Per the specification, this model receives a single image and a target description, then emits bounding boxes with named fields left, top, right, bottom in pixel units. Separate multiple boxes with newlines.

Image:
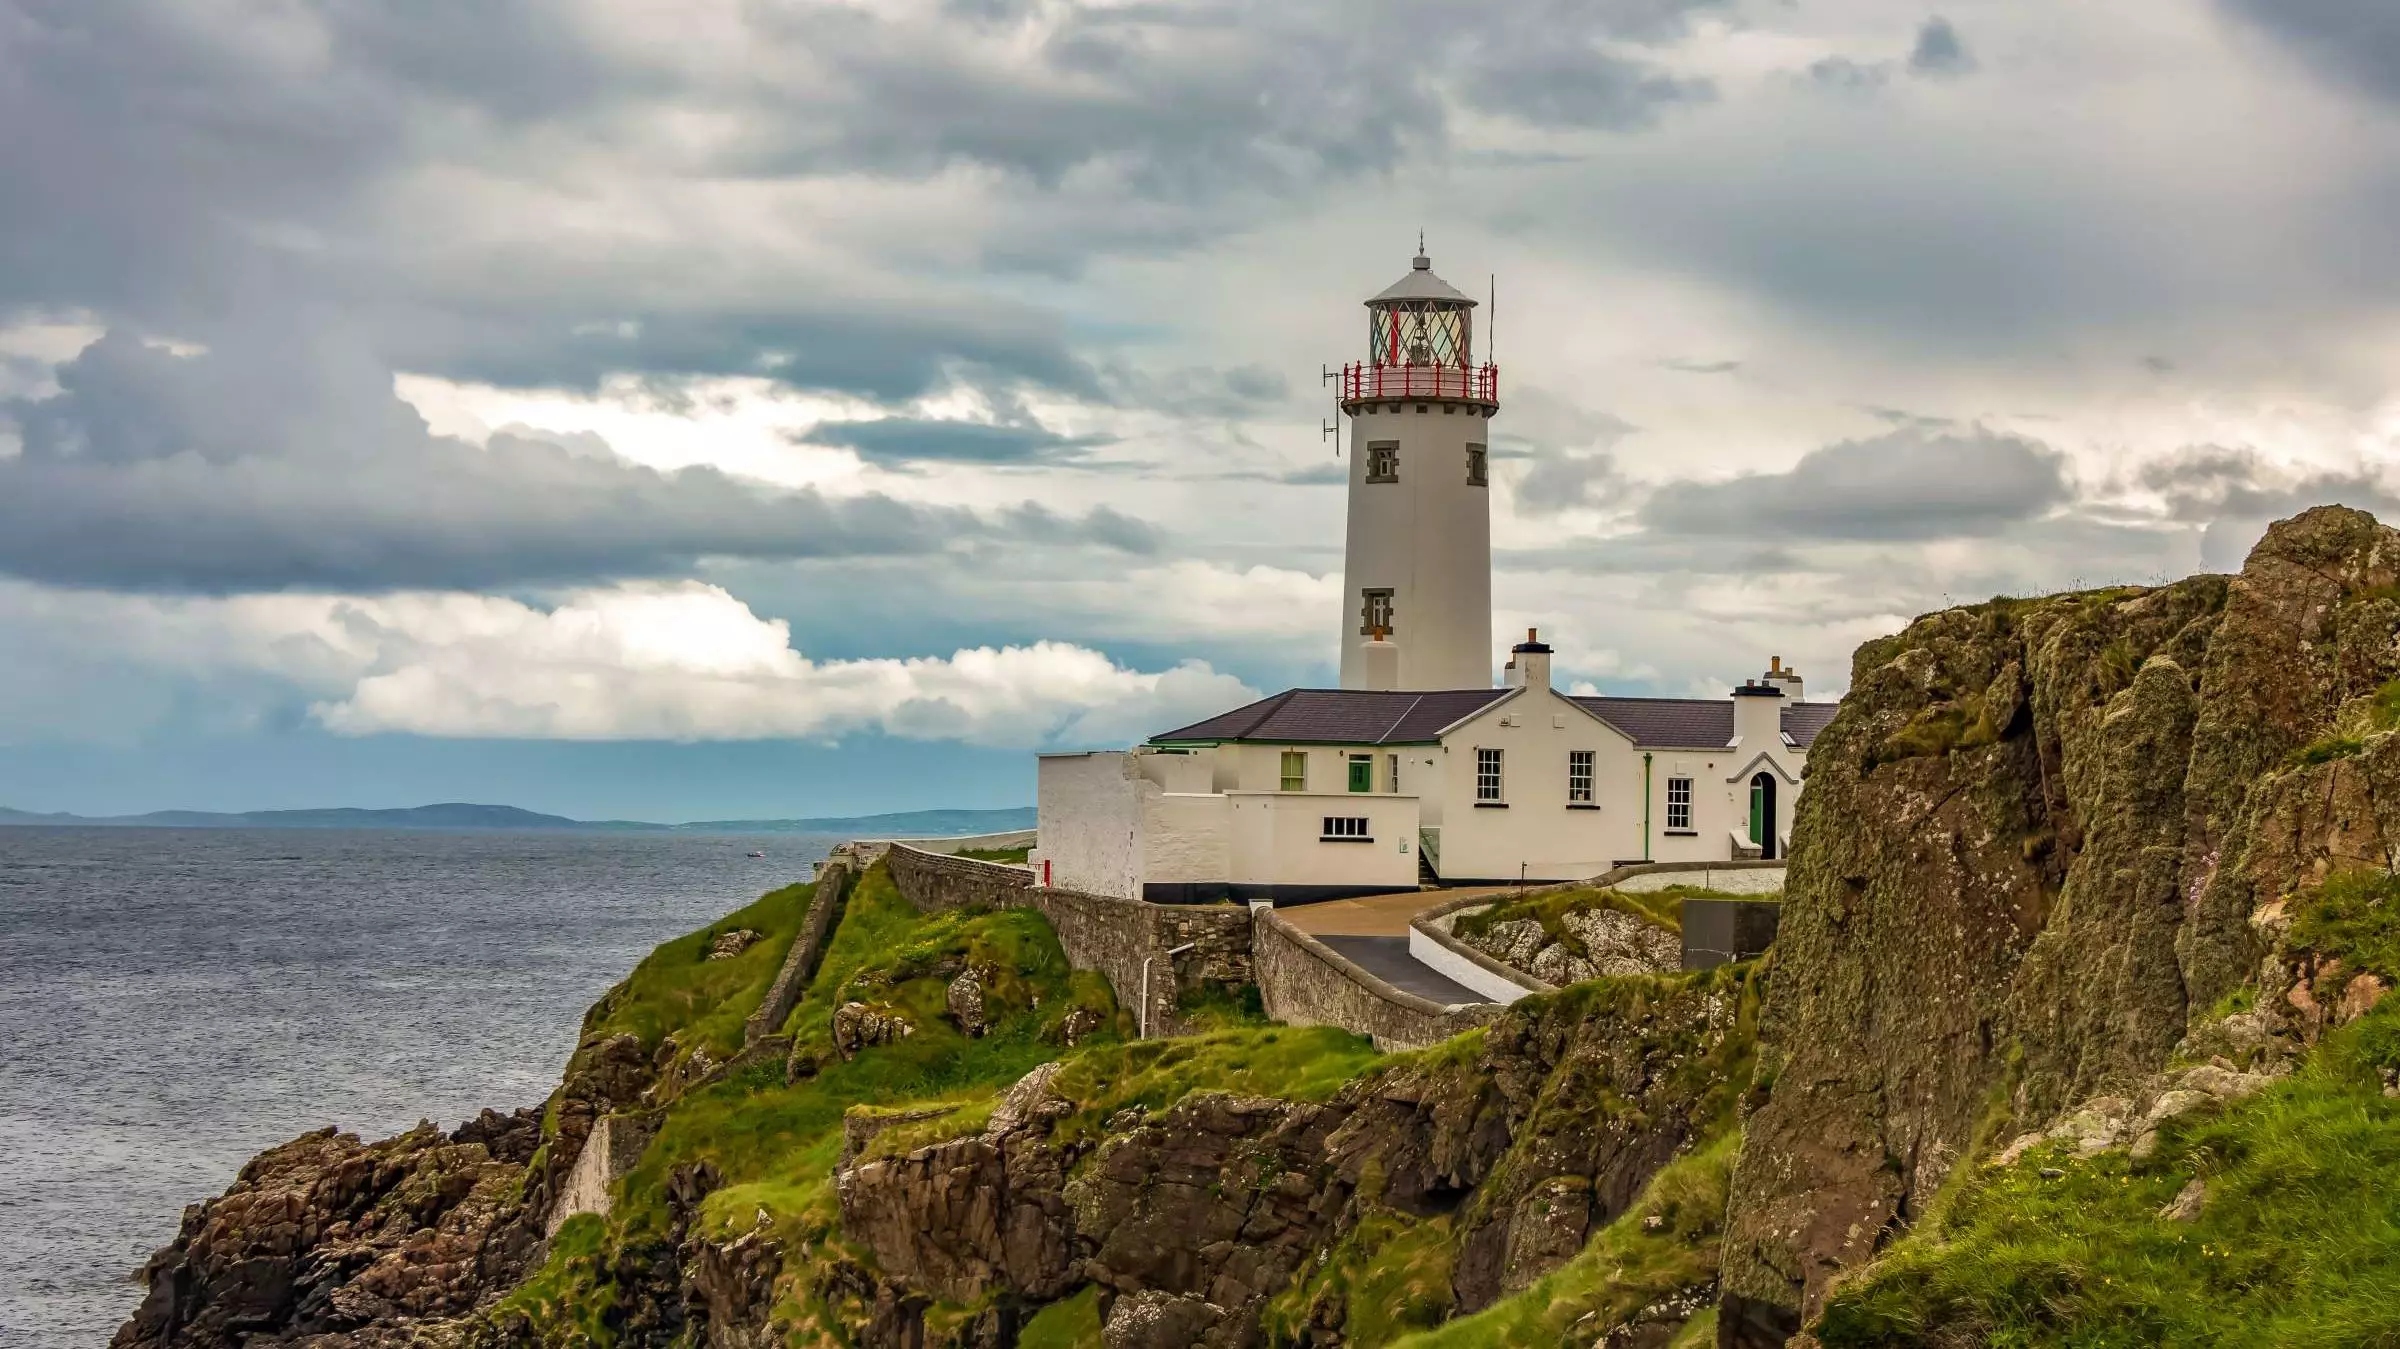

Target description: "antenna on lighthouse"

left=1489, top=272, right=1496, bottom=365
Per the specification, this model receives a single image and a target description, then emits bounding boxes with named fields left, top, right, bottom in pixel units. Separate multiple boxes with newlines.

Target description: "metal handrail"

left=1339, top=362, right=1500, bottom=404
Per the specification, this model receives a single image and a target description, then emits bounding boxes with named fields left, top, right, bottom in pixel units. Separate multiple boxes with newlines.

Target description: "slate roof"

left=1151, top=687, right=1845, bottom=751
left=1149, top=688, right=1512, bottom=746
left=1571, top=697, right=1730, bottom=749
left=1781, top=701, right=1841, bottom=749
left=1573, top=696, right=1843, bottom=749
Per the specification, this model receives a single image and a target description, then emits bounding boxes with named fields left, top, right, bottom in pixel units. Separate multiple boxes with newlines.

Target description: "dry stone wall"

left=1253, top=910, right=1496, bottom=1051
left=884, top=845, right=1252, bottom=1038
left=743, top=851, right=857, bottom=1048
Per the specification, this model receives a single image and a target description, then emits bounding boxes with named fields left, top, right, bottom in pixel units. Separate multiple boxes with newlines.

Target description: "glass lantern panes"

left=1371, top=301, right=1472, bottom=368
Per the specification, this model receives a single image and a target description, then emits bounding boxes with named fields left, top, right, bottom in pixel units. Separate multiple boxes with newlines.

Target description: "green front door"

left=1349, top=756, right=1373, bottom=793
left=1749, top=779, right=1767, bottom=846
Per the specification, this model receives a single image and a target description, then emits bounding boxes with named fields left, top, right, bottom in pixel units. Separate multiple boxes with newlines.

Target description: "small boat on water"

left=746, top=850, right=766, bottom=858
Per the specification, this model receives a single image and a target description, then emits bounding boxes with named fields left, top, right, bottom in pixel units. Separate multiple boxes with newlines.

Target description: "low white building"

left=1033, top=638, right=1834, bottom=902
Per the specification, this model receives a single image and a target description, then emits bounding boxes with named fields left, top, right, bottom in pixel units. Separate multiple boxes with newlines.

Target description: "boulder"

left=832, top=1002, right=915, bottom=1060
left=708, top=929, right=763, bottom=961
left=947, top=967, right=990, bottom=1038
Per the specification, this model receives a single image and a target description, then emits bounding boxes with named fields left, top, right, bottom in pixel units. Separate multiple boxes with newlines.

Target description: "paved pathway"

left=1317, top=935, right=1490, bottom=1005
left=1276, top=885, right=1530, bottom=937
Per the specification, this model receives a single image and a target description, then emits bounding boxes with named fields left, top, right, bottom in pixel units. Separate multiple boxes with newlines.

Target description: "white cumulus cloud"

left=0, top=580, right=1254, bottom=749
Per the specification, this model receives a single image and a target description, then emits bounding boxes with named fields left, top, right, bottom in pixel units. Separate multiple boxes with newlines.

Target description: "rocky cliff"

left=1718, top=505, right=2400, bottom=1342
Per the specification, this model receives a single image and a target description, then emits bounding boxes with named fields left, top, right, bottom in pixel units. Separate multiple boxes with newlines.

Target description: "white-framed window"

left=1360, top=587, right=1395, bottom=636
left=1666, top=775, right=1693, bottom=831
left=1280, top=750, right=1307, bottom=793
left=1466, top=442, right=1488, bottom=487
left=1322, top=815, right=1371, bottom=840
left=1388, top=753, right=1400, bottom=794
left=1476, top=747, right=1504, bottom=802
left=1366, top=441, right=1399, bottom=483
left=1568, top=750, right=1594, bottom=804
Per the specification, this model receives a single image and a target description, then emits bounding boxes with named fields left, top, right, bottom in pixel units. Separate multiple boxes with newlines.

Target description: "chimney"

left=1762, top=655, right=1804, bottom=702
left=1360, top=627, right=1401, bottom=692
left=1510, top=627, right=1552, bottom=691
left=1731, top=670, right=1784, bottom=749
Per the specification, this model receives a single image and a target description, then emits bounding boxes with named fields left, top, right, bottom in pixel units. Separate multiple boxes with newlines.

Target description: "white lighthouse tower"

left=1336, top=245, right=1498, bottom=691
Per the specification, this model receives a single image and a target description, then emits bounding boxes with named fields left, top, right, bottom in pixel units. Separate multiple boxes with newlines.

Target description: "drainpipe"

left=1138, top=942, right=1197, bottom=1039
left=1642, top=752, right=1654, bottom=863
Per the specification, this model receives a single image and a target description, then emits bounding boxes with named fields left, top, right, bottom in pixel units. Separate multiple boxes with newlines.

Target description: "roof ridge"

left=1238, top=688, right=1299, bottom=739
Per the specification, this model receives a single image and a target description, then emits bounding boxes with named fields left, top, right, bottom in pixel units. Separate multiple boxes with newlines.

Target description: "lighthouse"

left=1336, top=246, right=1499, bottom=691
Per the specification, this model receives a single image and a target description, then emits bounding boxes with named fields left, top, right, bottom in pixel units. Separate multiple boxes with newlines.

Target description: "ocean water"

left=0, top=826, right=831, bottom=1348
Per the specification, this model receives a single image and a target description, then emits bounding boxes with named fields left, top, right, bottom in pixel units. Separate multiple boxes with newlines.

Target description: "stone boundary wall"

left=744, top=851, right=858, bottom=1047
left=877, top=828, right=1037, bottom=855
left=1252, top=910, right=1497, bottom=1052
left=884, top=844, right=1253, bottom=1039
left=1405, top=860, right=1788, bottom=1004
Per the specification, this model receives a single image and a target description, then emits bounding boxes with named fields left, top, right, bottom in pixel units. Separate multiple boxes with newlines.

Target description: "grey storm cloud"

left=1640, top=429, right=2074, bottom=541
left=0, top=0, right=1724, bottom=410
left=1909, top=18, right=1977, bottom=77
left=2222, top=0, right=2400, bottom=102
left=2134, top=445, right=2400, bottom=568
left=798, top=417, right=1112, bottom=466
left=0, top=325, right=1154, bottom=594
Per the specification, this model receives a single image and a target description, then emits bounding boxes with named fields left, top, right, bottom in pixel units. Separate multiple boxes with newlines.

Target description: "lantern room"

left=1341, top=248, right=1499, bottom=408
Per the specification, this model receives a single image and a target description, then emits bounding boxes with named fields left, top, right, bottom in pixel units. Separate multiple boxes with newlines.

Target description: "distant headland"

left=0, top=802, right=1035, bottom=836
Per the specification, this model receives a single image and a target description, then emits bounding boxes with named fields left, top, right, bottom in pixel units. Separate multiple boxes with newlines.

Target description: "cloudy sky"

left=3, top=0, right=2396, bottom=819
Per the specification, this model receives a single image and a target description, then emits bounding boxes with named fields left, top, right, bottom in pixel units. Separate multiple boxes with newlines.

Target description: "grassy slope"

left=584, top=877, right=819, bottom=1059
left=1387, top=1134, right=1736, bottom=1349
left=1817, top=1002, right=2400, bottom=1348
left=1266, top=965, right=1764, bottom=1349
left=497, top=862, right=1386, bottom=1345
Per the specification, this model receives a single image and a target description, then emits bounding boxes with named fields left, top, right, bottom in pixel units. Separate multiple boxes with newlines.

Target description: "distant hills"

left=0, top=802, right=1036, bottom=837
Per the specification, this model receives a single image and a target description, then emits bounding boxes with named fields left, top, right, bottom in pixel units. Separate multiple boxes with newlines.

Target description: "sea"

left=0, top=826, right=833, bottom=1348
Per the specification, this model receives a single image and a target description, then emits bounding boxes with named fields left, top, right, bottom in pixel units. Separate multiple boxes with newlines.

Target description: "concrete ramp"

left=1317, top=935, right=1490, bottom=1005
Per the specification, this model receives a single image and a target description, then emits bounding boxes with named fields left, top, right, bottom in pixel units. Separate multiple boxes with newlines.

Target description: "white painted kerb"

left=1408, top=922, right=1534, bottom=1005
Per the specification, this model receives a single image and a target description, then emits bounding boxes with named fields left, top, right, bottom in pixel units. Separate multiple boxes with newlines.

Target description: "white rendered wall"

left=1032, top=752, right=1144, bottom=900
left=1428, top=688, right=1625, bottom=883
left=1225, top=791, right=1419, bottom=891
left=1338, top=401, right=1495, bottom=691
left=1141, top=791, right=1231, bottom=885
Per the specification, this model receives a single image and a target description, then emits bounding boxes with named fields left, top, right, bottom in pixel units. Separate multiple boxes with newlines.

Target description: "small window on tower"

left=1360, top=588, right=1395, bottom=636
left=1466, top=443, right=1488, bottom=487
left=1366, top=442, right=1399, bottom=483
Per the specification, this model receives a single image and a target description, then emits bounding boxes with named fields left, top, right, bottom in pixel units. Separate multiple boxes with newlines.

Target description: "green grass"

left=1816, top=1003, right=2400, bottom=1348
left=581, top=878, right=817, bottom=1060
left=2289, top=677, right=2400, bottom=766
left=496, top=861, right=1125, bottom=1343
left=1451, top=882, right=1709, bottom=951
left=2290, top=867, right=2400, bottom=983
left=1387, top=1132, right=1737, bottom=1348
left=486, top=1212, right=618, bottom=1346
left=1262, top=1189, right=1455, bottom=1346
left=1019, top=1286, right=1104, bottom=1348
left=1044, top=1022, right=1381, bottom=1147
left=955, top=844, right=1033, bottom=864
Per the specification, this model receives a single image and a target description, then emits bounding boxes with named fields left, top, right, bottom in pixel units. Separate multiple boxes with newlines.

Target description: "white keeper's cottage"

left=1031, top=248, right=1840, bottom=904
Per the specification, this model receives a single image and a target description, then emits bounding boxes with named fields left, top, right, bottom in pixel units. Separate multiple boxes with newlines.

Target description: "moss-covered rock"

left=1719, top=505, right=2400, bottom=1341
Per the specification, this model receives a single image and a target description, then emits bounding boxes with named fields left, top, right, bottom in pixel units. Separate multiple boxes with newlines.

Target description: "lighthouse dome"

left=1367, top=252, right=1477, bottom=307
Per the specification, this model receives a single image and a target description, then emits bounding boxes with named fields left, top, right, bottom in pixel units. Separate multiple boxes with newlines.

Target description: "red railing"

left=1340, top=362, right=1500, bottom=405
